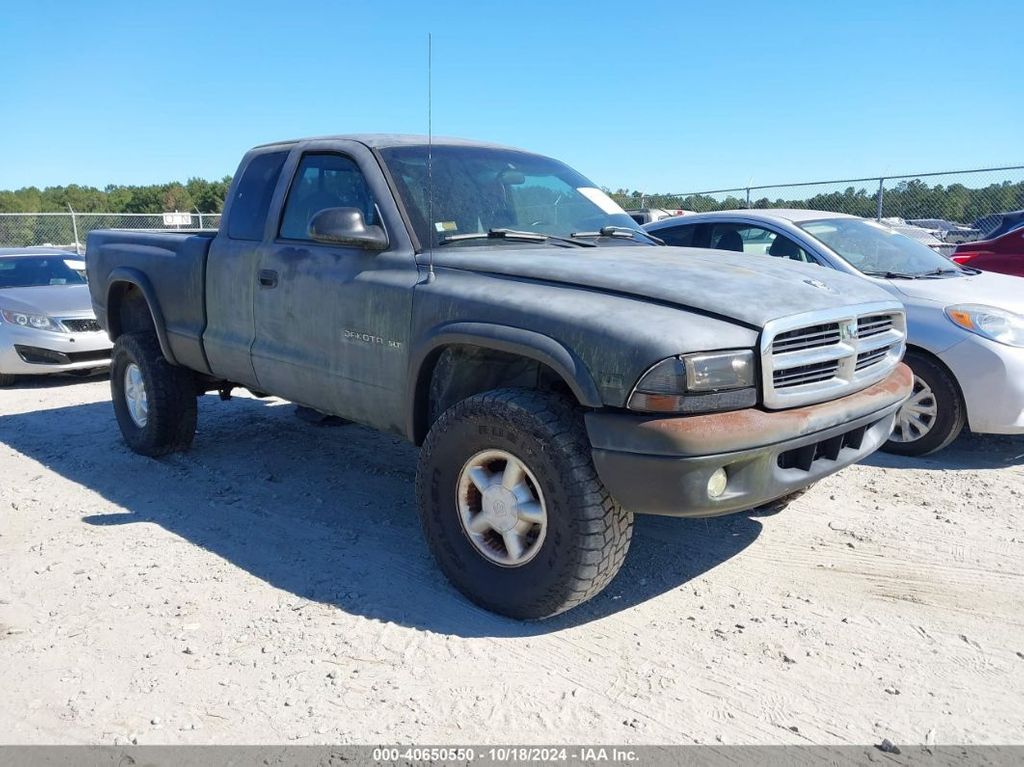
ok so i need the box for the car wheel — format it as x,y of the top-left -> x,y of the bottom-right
110,333 -> 197,457
416,388 -> 633,619
883,352 -> 965,456
0,373 -> 17,387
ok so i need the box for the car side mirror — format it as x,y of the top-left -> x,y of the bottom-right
308,207 -> 388,251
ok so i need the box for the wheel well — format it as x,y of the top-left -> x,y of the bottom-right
904,343 -> 967,407
412,344 -> 578,445
108,282 -> 156,339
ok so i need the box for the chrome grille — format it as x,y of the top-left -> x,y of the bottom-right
856,347 -> 889,371
857,314 -> 893,339
772,323 -> 842,354
773,360 -> 841,387
760,303 -> 907,409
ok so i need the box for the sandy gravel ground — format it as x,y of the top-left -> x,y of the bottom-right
1,373 -> 1022,746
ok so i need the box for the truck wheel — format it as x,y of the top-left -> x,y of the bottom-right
110,333 -> 197,457
416,388 -> 633,620
0,373 -> 17,387
883,352 -> 965,457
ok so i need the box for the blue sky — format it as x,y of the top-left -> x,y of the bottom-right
3,0 -> 1022,194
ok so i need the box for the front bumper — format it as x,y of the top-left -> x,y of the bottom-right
0,324 -> 112,376
938,337 -> 1024,435
586,364 -> 913,517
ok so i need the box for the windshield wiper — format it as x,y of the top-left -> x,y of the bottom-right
917,267 -> 965,278
861,270 -> 923,279
438,229 -> 595,248
570,226 -> 664,245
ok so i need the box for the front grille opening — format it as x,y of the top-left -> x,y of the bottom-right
772,322 -> 842,354
777,423 -> 872,471
62,318 -> 101,333
858,314 -> 893,339
15,345 -> 110,366
773,360 -> 839,388
856,347 -> 890,371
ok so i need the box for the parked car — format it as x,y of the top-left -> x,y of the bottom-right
0,247 -> 112,386
881,217 -> 956,257
907,218 -> 980,244
972,210 -> 1024,241
626,207 -> 688,225
952,212 -> 1024,278
85,136 -> 910,618
952,222 -> 1024,277
646,210 -> 1024,456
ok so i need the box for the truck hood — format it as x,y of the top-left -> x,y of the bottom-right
890,270 -> 1024,314
431,246 -> 893,328
0,284 -> 96,317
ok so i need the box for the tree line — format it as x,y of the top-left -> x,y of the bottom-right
1,175 -> 1021,226
608,178 -> 1024,225
0,177 -> 233,214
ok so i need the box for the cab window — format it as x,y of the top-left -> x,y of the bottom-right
279,153 -> 379,241
227,150 -> 288,241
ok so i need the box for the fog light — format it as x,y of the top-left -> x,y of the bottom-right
707,468 -> 728,499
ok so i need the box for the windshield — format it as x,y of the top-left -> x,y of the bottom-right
799,218 -> 958,276
378,145 -> 640,249
0,256 -> 87,288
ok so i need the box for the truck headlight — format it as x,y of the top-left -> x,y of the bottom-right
0,308 -> 65,333
628,350 -> 757,413
945,304 -> 1024,348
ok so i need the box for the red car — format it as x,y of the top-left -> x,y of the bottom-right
952,211 -> 1024,277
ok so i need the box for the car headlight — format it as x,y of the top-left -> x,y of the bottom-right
0,308 -> 65,333
945,304 -> 1024,348
628,350 -> 757,413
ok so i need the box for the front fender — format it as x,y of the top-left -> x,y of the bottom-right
406,321 -> 603,441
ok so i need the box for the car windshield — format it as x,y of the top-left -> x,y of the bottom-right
378,144 -> 640,249
799,218 -> 959,276
0,256 -> 87,288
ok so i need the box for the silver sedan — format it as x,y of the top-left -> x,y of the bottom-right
0,248 -> 112,386
646,210 -> 1024,456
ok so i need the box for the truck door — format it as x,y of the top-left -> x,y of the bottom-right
203,148 -> 289,387
250,145 -> 417,433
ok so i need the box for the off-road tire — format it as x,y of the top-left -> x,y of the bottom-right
0,373 -> 17,387
110,332 -> 197,457
882,352 -> 965,457
416,388 -> 633,619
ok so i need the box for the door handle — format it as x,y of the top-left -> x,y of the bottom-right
258,269 -> 278,289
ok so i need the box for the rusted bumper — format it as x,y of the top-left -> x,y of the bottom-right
585,364 -> 913,517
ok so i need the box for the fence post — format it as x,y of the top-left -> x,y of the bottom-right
67,204 -> 81,254
195,207 -> 203,229
745,187 -> 751,208
876,178 -> 884,221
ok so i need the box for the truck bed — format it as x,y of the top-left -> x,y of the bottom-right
86,229 -> 217,375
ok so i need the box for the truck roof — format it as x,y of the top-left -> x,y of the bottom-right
253,133 -> 520,151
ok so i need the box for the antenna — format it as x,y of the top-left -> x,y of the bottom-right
426,32 -> 436,283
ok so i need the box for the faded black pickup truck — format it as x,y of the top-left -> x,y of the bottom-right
86,135 -> 912,618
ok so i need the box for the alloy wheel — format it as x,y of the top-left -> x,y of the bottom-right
456,449 -> 548,567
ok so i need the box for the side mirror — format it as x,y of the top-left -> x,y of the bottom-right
308,207 -> 388,250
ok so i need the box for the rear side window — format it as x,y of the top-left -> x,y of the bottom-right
657,224 -> 697,247
227,151 -> 288,241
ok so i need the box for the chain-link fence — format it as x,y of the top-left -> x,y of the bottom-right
615,165 -> 1024,243
5,166 -> 1023,251
0,212 -> 222,252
